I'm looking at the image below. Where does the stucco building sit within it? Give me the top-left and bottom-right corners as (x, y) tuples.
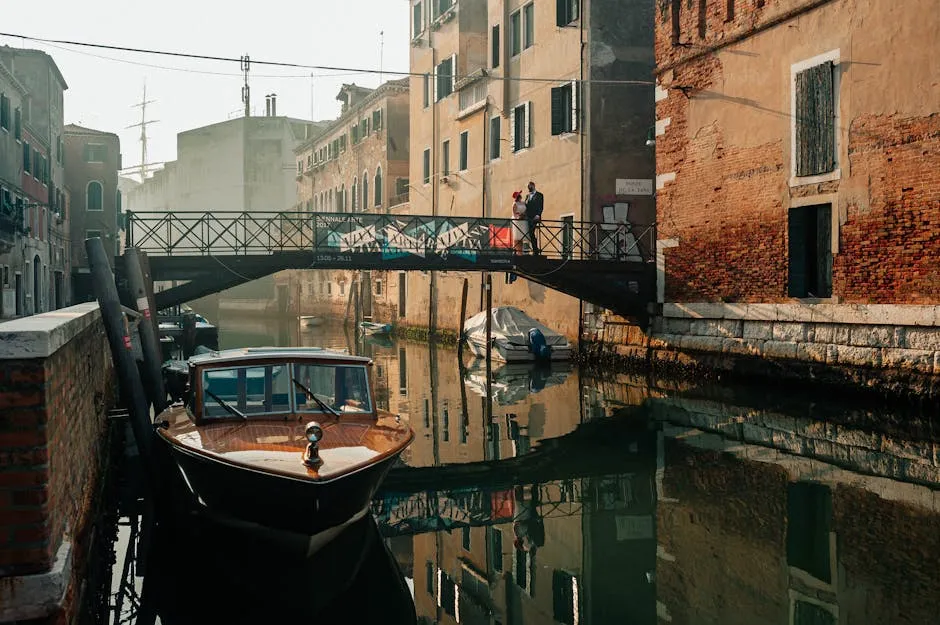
(284, 79), (411, 320)
(650, 0), (940, 380)
(0, 47), (69, 317)
(64, 124), (122, 301)
(404, 0), (655, 339)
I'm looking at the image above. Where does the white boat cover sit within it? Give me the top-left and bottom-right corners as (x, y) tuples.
(464, 307), (570, 348)
(463, 360), (574, 405)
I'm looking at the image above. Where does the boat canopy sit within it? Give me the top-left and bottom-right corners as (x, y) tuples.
(463, 307), (569, 347)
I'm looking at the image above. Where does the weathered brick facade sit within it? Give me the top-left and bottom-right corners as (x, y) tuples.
(655, 0), (940, 305)
(0, 304), (115, 621)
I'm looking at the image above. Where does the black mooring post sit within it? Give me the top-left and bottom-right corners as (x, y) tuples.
(484, 273), (493, 428)
(86, 237), (156, 489)
(124, 248), (168, 413)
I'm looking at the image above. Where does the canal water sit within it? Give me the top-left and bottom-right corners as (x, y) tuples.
(87, 314), (940, 624)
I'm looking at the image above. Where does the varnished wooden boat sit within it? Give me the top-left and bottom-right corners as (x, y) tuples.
(155, 347), (413, 551)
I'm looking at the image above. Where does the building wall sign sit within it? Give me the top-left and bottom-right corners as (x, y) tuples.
(615, 179), (654, 196)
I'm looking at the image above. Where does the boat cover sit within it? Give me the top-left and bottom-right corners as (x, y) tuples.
(463, 307), (569, 348)
(463, 360), (573, 405)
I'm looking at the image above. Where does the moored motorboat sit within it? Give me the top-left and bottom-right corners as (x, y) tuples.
(300, 315), (325, 327)
(359, 321), (393, 335)
(463, 306), (572, 362)
(155, 347), (414, 553)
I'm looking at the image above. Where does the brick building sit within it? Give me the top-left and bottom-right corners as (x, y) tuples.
(405, 0), (655, 339)
(64, 125), (122, 301)
(285, 79), (410, 320)
(0, 48), (69, 317)
(651, 0), (940, 379)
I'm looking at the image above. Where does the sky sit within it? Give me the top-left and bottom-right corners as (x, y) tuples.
(1, 0), (409, 180)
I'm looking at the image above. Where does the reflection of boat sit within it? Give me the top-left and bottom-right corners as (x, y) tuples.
(463, 360), (574, 405)
(463, 307), (572, 362)
(155, 347), (414, 551)
(359, 321), (393, 335)
(300, 315), (325, 327)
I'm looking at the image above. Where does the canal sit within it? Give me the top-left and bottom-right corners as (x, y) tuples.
(87, 313), (940, 624)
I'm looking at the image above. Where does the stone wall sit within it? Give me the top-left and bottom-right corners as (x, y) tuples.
(0, 303), (116, 622)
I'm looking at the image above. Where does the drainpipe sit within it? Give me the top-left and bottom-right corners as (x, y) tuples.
(578, 1), (588, 342)
(480, 100), (489, 313)
(428, 21), (438, 338)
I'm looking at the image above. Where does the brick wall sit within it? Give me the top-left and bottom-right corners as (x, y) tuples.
(0, 303), (115, 618)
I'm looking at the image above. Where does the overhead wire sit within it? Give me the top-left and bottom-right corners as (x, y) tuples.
(0, 31), (656, 86)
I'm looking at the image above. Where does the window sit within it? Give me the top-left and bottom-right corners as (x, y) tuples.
(0, 94), (8, 131)
(351, 178), (358, 211)
(441, 400), (449, 442)
(671, 0), (681, 45)
(551, 82), (580, 135)
(556, 0), (579, 26)
(435, 55), (456, 101)
(32, 149), (40, 179)
(795, 61), (836, 177)
(491, 25), (500, 68)
(511, 102), (532, 152)
(423, 148), (431, 184)
(374, 279), (383, 295)
(523, 3), (535, 49)
(23, 141), (30, 173)
(374, 167), (383, 206)
(86, 229), (102, 241)
(413, 1), (423, 38)
(361, 172), (369, 211)
(423, 74), (430, 108)
(14, 108), (21, 141)
(552, 570), (579, 625)
(57, 136), (62, 163)
(398, 347), (407, 392)
(489, 116), (501, 160)
(726, 0), (735, 21)
(787, 204), (832, 299)
(459, 131), (469, 171)
(441, 139), (450, 176)
(84, 143), (107, 163)
(86, 181), (104, 211)
(372, 109), (382, 131)
(510, 11), (522, 56)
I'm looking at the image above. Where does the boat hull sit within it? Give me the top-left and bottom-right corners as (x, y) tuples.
(159, 438), (402, 538)
(466, 335), (572, 362)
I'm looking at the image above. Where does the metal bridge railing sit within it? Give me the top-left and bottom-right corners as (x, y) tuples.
(125, 211), (655, 263)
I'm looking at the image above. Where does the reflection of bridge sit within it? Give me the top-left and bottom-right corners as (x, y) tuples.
(374, 415), (656, 536)
(126, 211), (656, 324)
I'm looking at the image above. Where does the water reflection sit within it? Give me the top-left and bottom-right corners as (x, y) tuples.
(92, 314), (940, 624)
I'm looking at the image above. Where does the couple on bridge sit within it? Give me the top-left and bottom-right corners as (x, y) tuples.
(511, 181), (544, 255)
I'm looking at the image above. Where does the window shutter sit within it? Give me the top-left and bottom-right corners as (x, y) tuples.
(510, 107), (517, 152)
(787, 208), (807, 297)
(556, 0), (567, 26)
(816, 205), (833, 297)
(524, 101), (532, 148)
(433, 67), (438, 102)
(450, 54), (457, 92)
(815, 62), (835, 175)
(551, 87), (565, 135)
(570, 81), (580, 132)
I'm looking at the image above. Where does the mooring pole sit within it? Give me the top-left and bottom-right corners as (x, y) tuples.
(124, 248), (168, 413)
(86, 237), (156, 488)
(484, 273), (493, 427)
(457, 277), (469, 359)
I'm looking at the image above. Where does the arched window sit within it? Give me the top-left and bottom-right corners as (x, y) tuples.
(340, 185), (346, 211)
(361, 171), (369, 212)
(352, 177), (358, 211)
(374, 167), (383, 207)
(86, 181), (103, 211)
(328, 190), (333, 212)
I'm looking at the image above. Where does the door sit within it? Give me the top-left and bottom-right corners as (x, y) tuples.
(398, 272), (406, 318)
(14, 273), (22, 316)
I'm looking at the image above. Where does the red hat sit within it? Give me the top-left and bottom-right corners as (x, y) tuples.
(512, 191), (521, 199)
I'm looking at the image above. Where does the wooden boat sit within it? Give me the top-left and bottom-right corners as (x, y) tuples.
(359, 321), (393, 335)
(155, 347), (414, 553)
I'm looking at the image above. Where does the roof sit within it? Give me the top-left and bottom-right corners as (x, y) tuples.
(0, 47), (68, 89)
(187, 347), (372, 367)
(64, 123), (120, 138)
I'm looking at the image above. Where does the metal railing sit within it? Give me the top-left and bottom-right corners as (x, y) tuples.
(126, 211), (655, 263)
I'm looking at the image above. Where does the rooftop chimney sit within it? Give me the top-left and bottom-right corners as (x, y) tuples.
(270, 93), (277, 117)
(265, 94), (271, 117)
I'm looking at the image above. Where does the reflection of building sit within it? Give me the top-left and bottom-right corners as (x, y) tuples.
(64, 125), (122, 301)
(404, 0), (655, 339)
(0, 47), (69, 316)
(283, 80), (410, 321)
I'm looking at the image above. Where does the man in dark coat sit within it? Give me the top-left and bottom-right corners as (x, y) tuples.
(524, 181), (543, 254)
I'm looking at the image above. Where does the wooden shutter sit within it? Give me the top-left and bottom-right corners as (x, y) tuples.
(524, 101), (532, 148)
(570, 81), (580, 132)
(509, 107), (517, 152)
(796, 62), (835, 177)
(556, 0), (567, 26)
(816, 204), (833, 297)
(787, 207), (807, 297)
(551, 87), (565, 135)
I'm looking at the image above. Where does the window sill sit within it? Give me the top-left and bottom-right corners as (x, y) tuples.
(790, 168), (840, 188)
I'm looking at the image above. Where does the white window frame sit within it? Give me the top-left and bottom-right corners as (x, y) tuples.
(790, 49), (841, 188)
(523, 2), (535, 50)
(86, 180), (104, 212)
(510, 102), (532, 153)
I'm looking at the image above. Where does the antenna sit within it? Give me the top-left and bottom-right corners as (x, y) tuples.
(240, 54), (251, 118)
(379, 31), (385, 84)
(126, 80), (160, 183)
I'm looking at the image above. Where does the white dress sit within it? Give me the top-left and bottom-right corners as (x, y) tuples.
(512, 201), (528, 243)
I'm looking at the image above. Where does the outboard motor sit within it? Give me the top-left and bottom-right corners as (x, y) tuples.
(527, 328), (553, 361)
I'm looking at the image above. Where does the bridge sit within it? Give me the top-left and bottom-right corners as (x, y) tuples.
(125, 211), (656, 324)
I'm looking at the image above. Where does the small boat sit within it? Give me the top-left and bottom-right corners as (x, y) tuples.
(463, 306), (572, 362)
(155, 347), (414, 554)
(463, 360), (574, 405)
(359, 321), (392, 336)
(300, 315), (325, 327)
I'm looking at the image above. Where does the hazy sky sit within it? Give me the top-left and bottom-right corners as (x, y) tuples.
(1, 0), (409, 179)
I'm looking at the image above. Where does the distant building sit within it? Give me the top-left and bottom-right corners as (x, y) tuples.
(0, 47), (69, 316)
(64, 124), (122, 301)
(405, 0), (655, 338)
(285, 79), (410, 319)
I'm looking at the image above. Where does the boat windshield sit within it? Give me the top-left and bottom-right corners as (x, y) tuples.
(199, 361), (372, 419)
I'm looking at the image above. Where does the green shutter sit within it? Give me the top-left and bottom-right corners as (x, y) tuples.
(816, 204), (833, 297)
(551, 87), (565, 135)
(787, 207), (807, 297)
